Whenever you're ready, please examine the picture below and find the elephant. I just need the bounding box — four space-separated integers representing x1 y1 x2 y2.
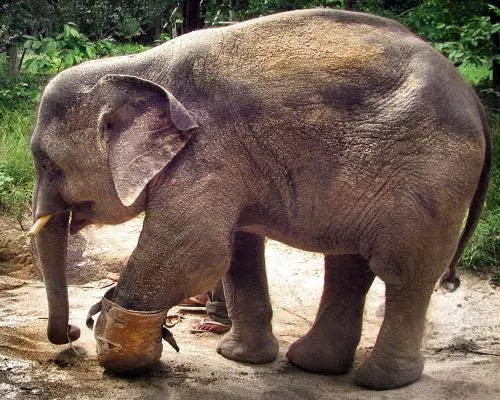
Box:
29 8 490 390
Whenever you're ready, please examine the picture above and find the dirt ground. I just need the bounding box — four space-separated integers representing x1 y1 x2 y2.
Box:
0 216 499 400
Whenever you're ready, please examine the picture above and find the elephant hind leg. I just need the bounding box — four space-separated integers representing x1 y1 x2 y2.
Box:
287 254 375 374
354 279 435 389
355 215 461 389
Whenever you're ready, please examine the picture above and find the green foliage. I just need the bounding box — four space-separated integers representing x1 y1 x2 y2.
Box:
0 104 35 218
0 165 14 194
459 62 492 86
22 23 112 74
460 211 500 269
115 16 143 41
401 1 498 83
485 115 500 212
50 0 174 42
16 24 148 76
0 52 44 106
458 106 500 270
0 75 42 106
0 0 54 50
212 0 344 21
434 11 500 67
105 42 148 56
155 33 172 44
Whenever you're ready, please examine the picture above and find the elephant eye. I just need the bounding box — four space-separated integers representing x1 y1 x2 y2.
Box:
46 165 63 181
49 166 63 180
40 158 63 180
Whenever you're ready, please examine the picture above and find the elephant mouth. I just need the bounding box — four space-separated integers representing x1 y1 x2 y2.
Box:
70 216 92 234
70 201 95 234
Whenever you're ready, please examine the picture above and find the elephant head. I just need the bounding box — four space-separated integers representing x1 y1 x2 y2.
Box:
29 73 198 345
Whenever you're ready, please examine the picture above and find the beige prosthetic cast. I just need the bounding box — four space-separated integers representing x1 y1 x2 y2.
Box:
87 288 178 373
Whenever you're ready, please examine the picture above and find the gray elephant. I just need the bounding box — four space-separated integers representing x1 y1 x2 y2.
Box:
28 9 490 390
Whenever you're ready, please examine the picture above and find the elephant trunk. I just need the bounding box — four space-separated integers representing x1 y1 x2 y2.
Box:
32 187 80 344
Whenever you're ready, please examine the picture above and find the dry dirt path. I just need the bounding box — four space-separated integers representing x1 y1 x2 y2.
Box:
0 216 499 399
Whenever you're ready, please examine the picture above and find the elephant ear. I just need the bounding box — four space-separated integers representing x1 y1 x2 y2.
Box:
94 74 198 207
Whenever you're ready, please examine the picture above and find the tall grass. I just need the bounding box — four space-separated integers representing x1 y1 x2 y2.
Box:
0 103 35 217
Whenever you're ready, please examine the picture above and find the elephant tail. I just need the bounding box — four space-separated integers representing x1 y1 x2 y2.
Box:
440 100 492 292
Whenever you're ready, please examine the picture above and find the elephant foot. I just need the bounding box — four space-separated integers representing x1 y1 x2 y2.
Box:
92 289 169 374
286 333 356 374
354 353 424 390
216 328 278 364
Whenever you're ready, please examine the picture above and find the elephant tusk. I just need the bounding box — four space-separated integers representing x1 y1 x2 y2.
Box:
26 215 53 237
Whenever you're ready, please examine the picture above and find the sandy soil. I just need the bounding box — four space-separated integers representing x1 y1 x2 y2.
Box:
0 216 499 399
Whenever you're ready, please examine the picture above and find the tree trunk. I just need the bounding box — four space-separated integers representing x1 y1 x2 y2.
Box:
6 42 19 78
182 0 201 34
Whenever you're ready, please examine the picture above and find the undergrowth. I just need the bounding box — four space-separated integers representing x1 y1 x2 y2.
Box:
0 102 35 219
459 105 500 275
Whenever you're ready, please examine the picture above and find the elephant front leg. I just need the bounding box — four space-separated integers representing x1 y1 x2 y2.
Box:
217 232 279 364
93 200 236 372
287 254 375 374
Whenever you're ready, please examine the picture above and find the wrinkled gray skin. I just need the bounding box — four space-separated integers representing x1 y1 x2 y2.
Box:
31 9 490 390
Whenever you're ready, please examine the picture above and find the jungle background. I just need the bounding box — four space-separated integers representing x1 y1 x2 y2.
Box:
1 0 499 277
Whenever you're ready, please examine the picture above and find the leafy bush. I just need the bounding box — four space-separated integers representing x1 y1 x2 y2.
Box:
0 56 45 107
0 76 41 105
459 62 492 86
22 23 108 74
0 165 14 195
402 1 499 84
434 9 500 68
105 42 148 56
115 16 143 41
20 24 148 76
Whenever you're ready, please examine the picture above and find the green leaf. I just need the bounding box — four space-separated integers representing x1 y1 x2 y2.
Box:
85 46 95 58
25 60 39 74
64 53 74 66
487 4 500 17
